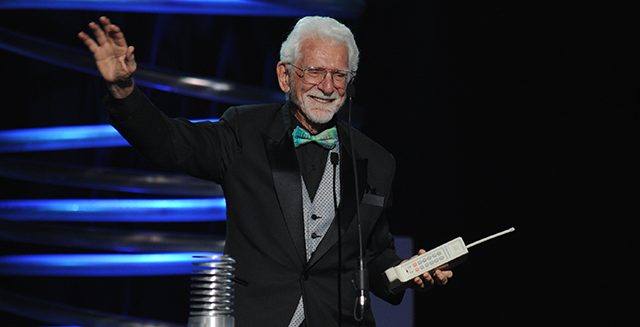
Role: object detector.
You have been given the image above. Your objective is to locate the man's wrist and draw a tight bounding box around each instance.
[107,77,135,99]
[108,77,134,88]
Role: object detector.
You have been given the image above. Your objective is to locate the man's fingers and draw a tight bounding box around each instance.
[99,16,112,25]
[105,24,128,47]
[126,46,135,58]
[88,21,108,46]
[422,272,434,285]
[81,17,130,56]
[407,249,426,261]
[77,31,99,53]
[437,269,453,279]
[95,16,126,48]
[433,269,453,284]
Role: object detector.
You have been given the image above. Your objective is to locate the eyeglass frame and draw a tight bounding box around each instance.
[286,63,356,88]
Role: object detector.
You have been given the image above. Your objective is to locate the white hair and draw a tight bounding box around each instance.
[279,16,359,72]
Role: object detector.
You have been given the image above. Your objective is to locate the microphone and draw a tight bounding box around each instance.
[331,152,339,166]
[346,80,368,322]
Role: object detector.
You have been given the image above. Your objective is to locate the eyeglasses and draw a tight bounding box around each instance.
[287,63,355,88]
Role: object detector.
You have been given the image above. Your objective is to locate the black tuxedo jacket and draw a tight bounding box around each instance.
[107,88,406,326]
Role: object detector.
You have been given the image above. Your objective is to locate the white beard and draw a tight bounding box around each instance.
[290,87,345,125]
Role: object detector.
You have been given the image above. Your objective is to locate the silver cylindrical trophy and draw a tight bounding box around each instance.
[187,255,235,327]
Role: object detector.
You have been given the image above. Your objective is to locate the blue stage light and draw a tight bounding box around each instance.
[0,198,226,222]
[0,252,222,276]
[0,119,218,153]
[0,0,363,18]
[0,124,127,152]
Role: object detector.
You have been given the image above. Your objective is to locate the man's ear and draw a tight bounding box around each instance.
[276,62,290,93]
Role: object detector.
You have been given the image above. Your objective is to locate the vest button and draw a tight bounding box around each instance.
[311,232,321,239]
[311,214,320,220]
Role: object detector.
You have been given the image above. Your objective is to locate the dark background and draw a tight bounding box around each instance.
[0,1,630,326]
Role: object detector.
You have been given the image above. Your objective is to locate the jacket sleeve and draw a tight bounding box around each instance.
[105,87,241,183]
[365,193,406,305]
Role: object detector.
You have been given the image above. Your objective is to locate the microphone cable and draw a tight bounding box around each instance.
[330,151,342,327]
[346,81,368,322]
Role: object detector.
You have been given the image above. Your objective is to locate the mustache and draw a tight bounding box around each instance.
[305,90,339,100]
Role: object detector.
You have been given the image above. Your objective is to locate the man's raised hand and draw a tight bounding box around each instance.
[78,16,136,86]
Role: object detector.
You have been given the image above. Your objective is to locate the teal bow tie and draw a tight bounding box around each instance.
[292,125,338,150]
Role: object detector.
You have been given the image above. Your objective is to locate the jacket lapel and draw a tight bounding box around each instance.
[263,103,306,265]
[307,122,367,268]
